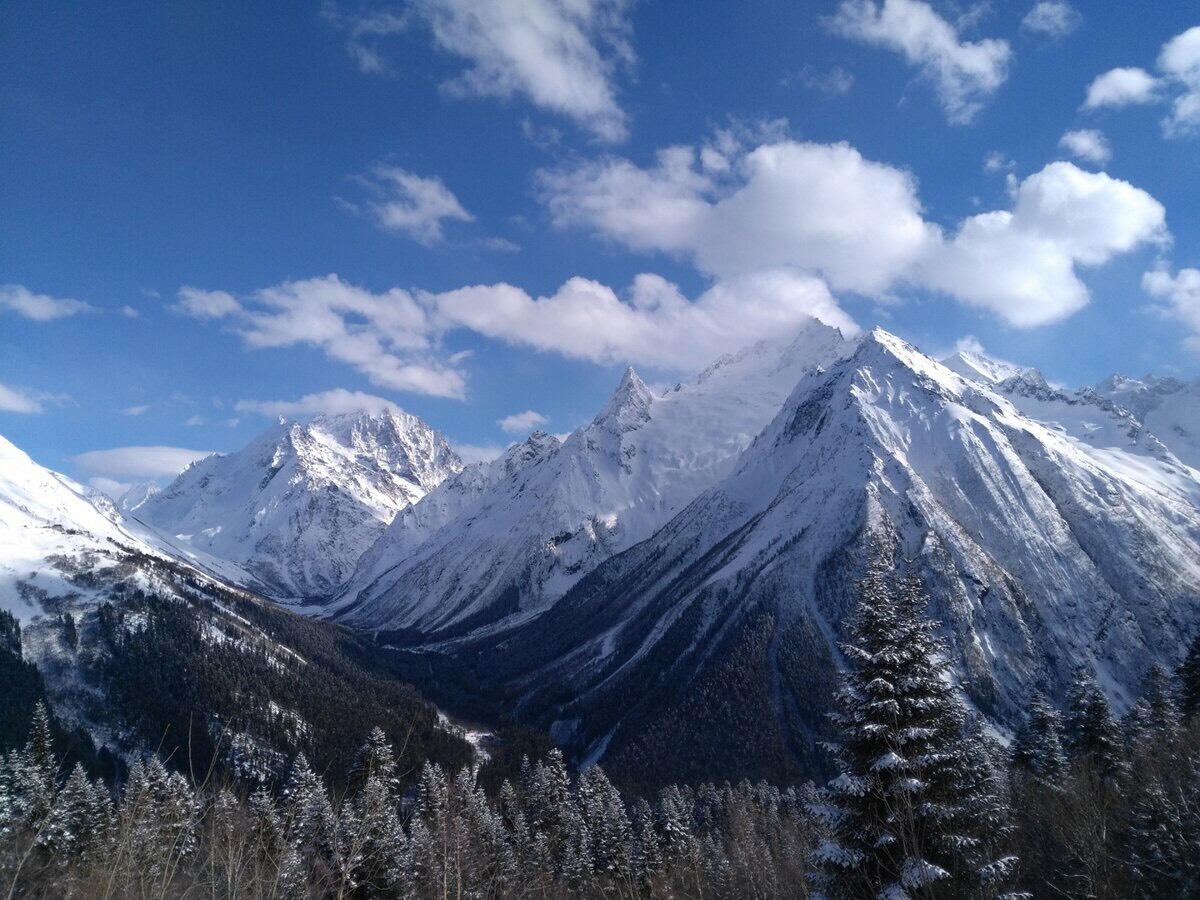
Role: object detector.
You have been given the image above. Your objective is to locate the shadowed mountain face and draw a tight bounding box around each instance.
[391,330,1200,788]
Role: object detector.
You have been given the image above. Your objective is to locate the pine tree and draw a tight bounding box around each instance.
[632,797,662,885]
[1124,779,1198,898]
[809,561,1019,899]
[578,765,633,882]
[348,725,399,797]
[1065,668,1126,779]
[282,752,335,858]
[1124,664,1180,745]
[39,763,99,857]
[1179,632,1200,718]
[15,701,59,828]
[1012,692,1067,783]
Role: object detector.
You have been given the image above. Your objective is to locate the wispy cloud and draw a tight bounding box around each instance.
[345,164,474,245]
[1021,1,1081,40]
[0,284,91,321]
[827,0,1011,124]
[235,388,405,419]
[73,446,216,479]
[326,0,635,142]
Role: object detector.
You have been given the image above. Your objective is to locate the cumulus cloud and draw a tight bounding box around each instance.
[539,139,937,295]
[234,389,404,419]
[539,136,1167,329]
[1058,128,1111,164]
[827,0,1011,123]
[1021,1,1081,39]
[119,405,150,417]
[348,165,474,245]
[497,410,549,434]
[0,284,91,321]
[73,446,216,480]
[1143,267,1200,351]
[172,276,467,399]
[921,162,1167,326]
[414,0,633,142]
[1082,27,1200,137]
[1084,67,1159,109]
[1159,26,1200,137]
[429,269,859,370]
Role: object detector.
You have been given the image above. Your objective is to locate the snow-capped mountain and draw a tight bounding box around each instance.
[1093,373,1200,471]
[136,409,462,600]
[331,319,852,636]
[437,330,1200,784]
[0,433,160,621]
[0,430,471,779]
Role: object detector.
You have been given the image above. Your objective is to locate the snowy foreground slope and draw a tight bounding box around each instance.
[406,330,1200,784]
[135,410,461,600]
[332,320,851,635]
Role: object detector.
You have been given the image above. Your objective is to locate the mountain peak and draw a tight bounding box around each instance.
[594,366,655,432]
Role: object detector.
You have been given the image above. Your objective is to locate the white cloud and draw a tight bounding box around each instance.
[1083,67,1159,109]
[350,165,474,245]
[428,269,859,370]
[119,305,139,318]
[1058,128,1111,165]
[185,415,205,426]
[0,384,46,414]
[983,151,1014,173]
[1159,26,1200,137]
[73,446,216,480]
[0,284,91,321]
[539,136,1167,329]
[174,287,244,318]
[785,65,855,95]
[1021,1,1081,39]
[498,410,549,434]
[922,162,1167,327]
[320,3,410,74]
[234,388,404,419]
[452,441,507,464]
[539,139,938,295]
[415,0,634,142]
[1143,267,1200,351]
[827,0,1011,123]
[173,276,467,399]
[119,405,150,416]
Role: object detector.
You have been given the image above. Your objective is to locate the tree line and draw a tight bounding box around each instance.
[2,562,1199,898]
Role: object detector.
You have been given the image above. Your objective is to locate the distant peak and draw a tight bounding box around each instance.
[594,366,655,432]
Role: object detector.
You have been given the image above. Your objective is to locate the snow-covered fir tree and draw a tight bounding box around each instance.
[1066,668,1127,780]
[1180,633,1200,719]
[1012,692,1068,783]
[808,559,1019,899]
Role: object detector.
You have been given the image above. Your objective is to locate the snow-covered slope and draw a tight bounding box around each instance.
[136,410,462,600]
[446,330,1200,783]
[1093,374,1200,471]
[332,320,852,636]
[0,433,157,621]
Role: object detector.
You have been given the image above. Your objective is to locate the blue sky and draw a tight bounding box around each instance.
[2,0,1199,491]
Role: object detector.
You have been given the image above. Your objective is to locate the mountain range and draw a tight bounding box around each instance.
[2,319,1198,786]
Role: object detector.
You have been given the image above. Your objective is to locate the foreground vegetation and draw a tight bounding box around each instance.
[3,564,1199,898]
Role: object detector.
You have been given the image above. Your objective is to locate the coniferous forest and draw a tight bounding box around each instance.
[4,565,1199,899]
